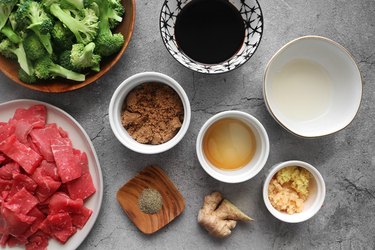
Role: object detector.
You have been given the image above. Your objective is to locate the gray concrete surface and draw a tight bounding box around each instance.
[1,0,375,249]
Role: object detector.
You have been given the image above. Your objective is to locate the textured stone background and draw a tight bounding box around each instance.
[1,0,375,249]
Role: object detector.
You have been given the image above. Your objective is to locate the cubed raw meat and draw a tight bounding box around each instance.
[71,206,92,229]
[51,138,81,183]
[13,105,46,129]
[67,151,95,200]
[4,188,38,214]
[30,124,62,162]
[48,192,83,214]
[40,212,76,244]
[0,162,20,180]
[0,135,42,174]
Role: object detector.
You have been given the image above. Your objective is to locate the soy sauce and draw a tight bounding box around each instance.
[174,0,245,64]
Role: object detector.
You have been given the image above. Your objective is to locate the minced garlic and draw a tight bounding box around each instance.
[268,166,312,214]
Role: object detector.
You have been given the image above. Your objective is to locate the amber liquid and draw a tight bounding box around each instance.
[203,118,257,170]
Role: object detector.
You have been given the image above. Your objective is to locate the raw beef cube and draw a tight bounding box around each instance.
[40,212,76,244]
[48,192,83,214]
[30,124,62,162]
[27,136,41,155]
[71,206,92,229]
[0,135,42,174]
[0,162,20,180]
[0,122,15,143]
[25,230,49,250]
[0,179,12,193]
[13,105,46,129]
[9,173,37,197]
[22,207,46,240]
[67,151,95,200]
[4,188,38,214]
[9,119,33,145]
[67,172,96,200]
[33,161,60,182]
[31,161,61,202]
[0,207,36,237]
[35,178,61,203]
[51,138,81,183]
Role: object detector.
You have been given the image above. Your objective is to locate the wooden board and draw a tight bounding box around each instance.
[116,166,185,234]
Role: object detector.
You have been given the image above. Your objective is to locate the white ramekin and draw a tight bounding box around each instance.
[196,111,269,183]
[109,72,191,154]
[263,160,326,223]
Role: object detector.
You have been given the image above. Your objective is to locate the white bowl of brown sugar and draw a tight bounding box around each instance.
[109,72,191,154]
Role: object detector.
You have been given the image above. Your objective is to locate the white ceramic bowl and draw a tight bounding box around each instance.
[263,160,326,223]
[196,111,269,183]
[263,36,362,138]
[109,72,191,154]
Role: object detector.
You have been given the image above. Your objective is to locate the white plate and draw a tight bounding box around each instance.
[0,99,103,250]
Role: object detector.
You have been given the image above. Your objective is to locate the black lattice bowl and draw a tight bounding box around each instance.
[160,0,263,74]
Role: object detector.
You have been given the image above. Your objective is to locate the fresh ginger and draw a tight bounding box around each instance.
[197,192,252,238]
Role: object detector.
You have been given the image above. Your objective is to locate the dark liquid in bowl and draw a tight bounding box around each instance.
[174,0,245,64]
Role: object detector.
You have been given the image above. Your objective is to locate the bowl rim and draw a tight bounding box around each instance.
[196,110,270,183]
[108,71,191,154]
[262,160,326,223]
[263,35,363,138]
[159,0,264,75]
[0,0,136,93]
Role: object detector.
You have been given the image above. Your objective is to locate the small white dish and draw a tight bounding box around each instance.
[263,36,362,138]
[263,160,326,223]
[196,111,269,183]
[0,99,103,250]
[109,72,191,154]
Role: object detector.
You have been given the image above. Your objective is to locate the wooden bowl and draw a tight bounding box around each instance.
[0,0,136,93]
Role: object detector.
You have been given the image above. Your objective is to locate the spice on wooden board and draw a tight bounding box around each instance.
[121,82,184,144]
[138,188,163,214]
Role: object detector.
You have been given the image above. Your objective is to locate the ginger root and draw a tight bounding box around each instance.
[197,192,252,238]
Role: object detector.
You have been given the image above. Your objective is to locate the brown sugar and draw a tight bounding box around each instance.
[121,82,184,144]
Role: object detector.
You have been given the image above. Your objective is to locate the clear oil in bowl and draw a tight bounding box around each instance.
[203,118,256,170]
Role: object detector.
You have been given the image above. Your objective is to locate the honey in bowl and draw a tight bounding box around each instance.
[203,118,257,170]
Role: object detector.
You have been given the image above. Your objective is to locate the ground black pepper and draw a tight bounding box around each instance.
[138,188,163,214]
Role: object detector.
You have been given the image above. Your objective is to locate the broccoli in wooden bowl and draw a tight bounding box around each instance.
[0,0,135,92]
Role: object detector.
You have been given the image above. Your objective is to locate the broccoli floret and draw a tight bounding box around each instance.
[24,34,46,60]
[0,0,17,30]
[15,0,53,54]
[19,68,37,84]
[58,50,81,72]
[8,12,17,30]
[49,4,98,45]
[51,21,75,52]
[70,42,100,71]
[107,0,124,29]
[34,56,85,81]
[0,38,32,75]
[93,0,124,56]
[83,0,99,16]
[1,22,21,44]
[43,0,84,10]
